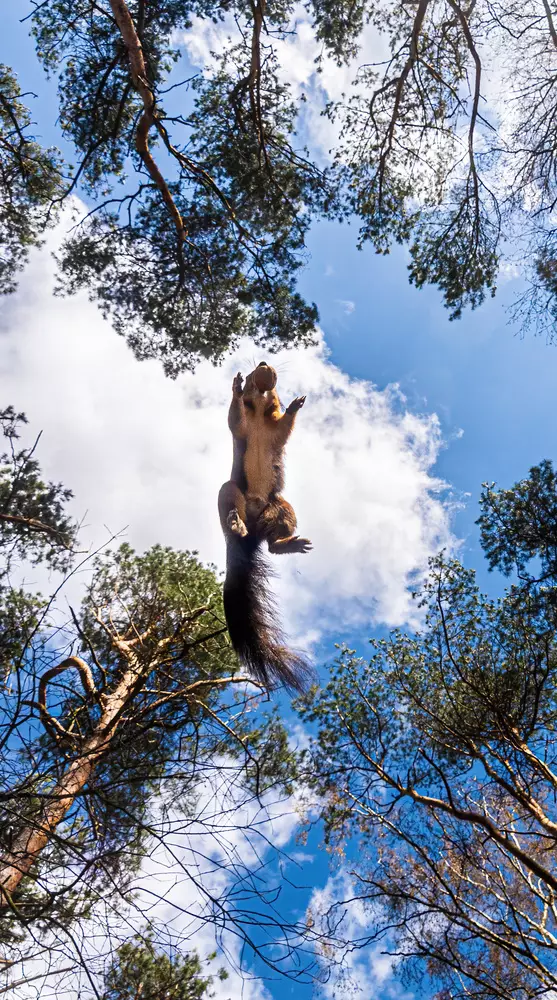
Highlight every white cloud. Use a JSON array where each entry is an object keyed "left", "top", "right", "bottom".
[
  {"left": 0, "top": 221, "right": 455, "bottom": 648},
  {"left": 336, "top": 299, "right": 356, "bottom": 315}
]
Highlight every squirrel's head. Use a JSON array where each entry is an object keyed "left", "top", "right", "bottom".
[{"left": 244, "top": 362, "right": 278, "bottom": 396}]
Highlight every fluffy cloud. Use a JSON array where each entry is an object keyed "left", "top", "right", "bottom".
[
  {"left": 0, "top": 224, "right": 454, "bottom": 650},
  {"left": 336, "top": 299, "right": 356, "bottom": 315}
]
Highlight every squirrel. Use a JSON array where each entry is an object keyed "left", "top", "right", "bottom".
[{"left": 218, "top": 362, "right": 312, "bottom": 691}]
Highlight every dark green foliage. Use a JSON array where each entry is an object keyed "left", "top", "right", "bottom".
[
  {"left": 80, "top": 542, "right": 233, "bottom": 682},
  {"left": 0, "top": 406, "right": 76, "bottom": 675},
  {"left": 309, "top": 0, "right": 371, "bottom": 65},
  {"left": 351, "top": 165, "right": 417, "bottom": 254},
  {"left": 0, "top": 64, "right": 62, "bottom": 294},
  {"left": 409, "top": 193, "right": 500, "bottom": 320},
  {"left": 0, "top": 584, "right": 42, "bottom": 682},
  {"left": 27, "top": 0, "right": 334, "bottom": 374},
  {"left": 0, "top": 406, "right": 76, "bottom": 570},
  {"left": 478, "top": 459, "right": 557, "bottom": 583},
  {"left": 0, "top": 407, "right": 81, "bottom": 944},
  {"left": 335, "top": 0, "right": 486, "bottom": 297},
  {"left": 300, "top": 464, "right": 557, "bottom": 1000},
  {"left": 33, "top": 0, "right": 187, "bottom": 187},
  {"left": 102, "top": 936, "right": 227, "bottom": 1000}
]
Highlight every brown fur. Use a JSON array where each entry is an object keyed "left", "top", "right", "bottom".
[{"left": 218, "top": 363, "right": 312, "bottom": 690}]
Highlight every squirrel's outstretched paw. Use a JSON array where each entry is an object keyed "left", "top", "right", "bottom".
[
  {"left": 293, "top": 536, "right": 312, "bottom": 553},
  {"left": 233, "top": 372, "right": 244, "bottom": 396},
  {"left": 286, "top": 395, "right": 306, "bottom": 415},
  {"left": 227, "top": 509, "right": 248, "bottom": 537}
]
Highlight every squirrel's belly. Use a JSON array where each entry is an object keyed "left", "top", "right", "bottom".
[{"left": 244, "top": 437, "right": 274, "bottom": 499}]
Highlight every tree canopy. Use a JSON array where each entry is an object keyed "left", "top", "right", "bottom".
[
  {"left": 301, "top": 460, "right": 557, "bottom": 999},
  {"left": 4, "top": 0, "right": 557, "bottom": 373}
]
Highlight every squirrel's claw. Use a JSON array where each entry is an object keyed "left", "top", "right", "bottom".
[
  {"left": 286, "top": 395, "right": 306, "bottom": 414},
  {"left": 233, "top": 372, "right": 244, "bottom": 396}
]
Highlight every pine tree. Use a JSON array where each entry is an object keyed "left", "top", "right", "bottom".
[{"left": 301, "top": 460, "right": 557, "bottom": 999}]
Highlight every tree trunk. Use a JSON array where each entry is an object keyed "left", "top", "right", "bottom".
[{"left": 0, "top": 659, "right": 142, "bottom": 905}]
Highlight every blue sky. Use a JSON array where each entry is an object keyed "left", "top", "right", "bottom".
[
  {"left": 301, "top": 220, "right": 557, "bottom": 583},
  {"left": 4, "top": 5, "right": 557, "bottom": 999}
]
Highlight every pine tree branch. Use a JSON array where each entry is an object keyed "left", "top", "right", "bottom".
[
  {"left": 0, "top": 511, "right": 73, "bottom": 549},
  {"left": 107, "top": 0, "right": 187, "bottom": 274}
]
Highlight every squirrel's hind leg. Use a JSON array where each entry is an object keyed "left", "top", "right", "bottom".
[
  {"left": 259, "top": 498, "right": 313, "bottom": 554},
  {"left": 218, "top": 481, "right": 248, "bottom": 537}
]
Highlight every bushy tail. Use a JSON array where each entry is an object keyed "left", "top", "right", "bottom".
[{"left": 223, "top": 534, "right": 311, "bottom": 692}]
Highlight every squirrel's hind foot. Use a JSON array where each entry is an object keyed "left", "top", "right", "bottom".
[
  {"left": 269, "top": 535, "right": 312, "bottom": 554},
  {"left": 227, "top": 509, "right": 248, "bottom": 537}
]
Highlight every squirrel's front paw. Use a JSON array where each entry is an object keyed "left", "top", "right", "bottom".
[
  {"left": 233, "top": 372, "right": 244, "bottom": 396},
  {"left": 286, "top": 395, "right": 306, "bottom": 415}
]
